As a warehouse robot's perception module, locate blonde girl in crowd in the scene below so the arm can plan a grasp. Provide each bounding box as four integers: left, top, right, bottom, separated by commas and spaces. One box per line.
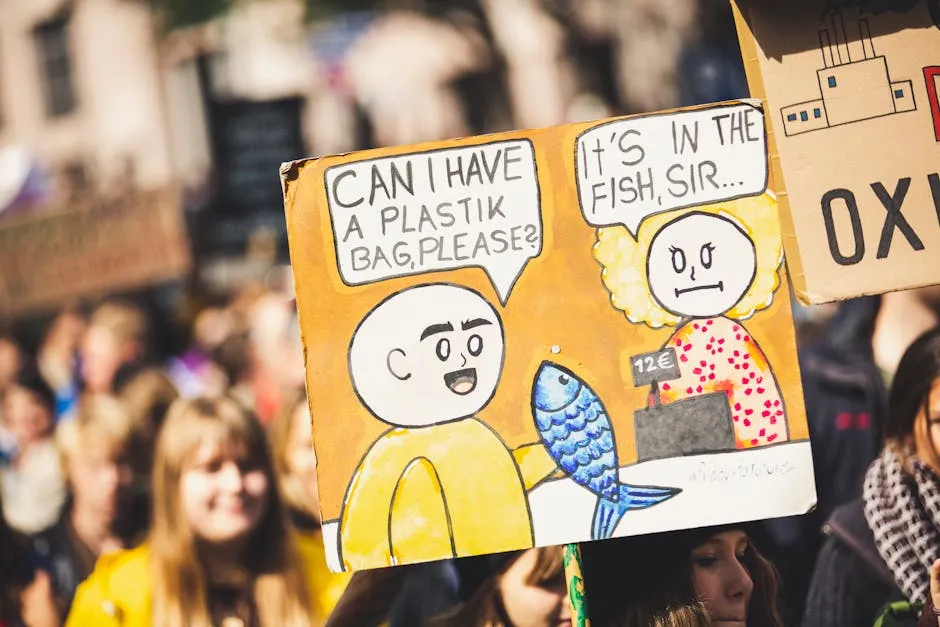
66, 396, 326, 626
270, 389, 351, 620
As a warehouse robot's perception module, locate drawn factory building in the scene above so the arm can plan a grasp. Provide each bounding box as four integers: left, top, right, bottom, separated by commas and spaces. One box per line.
780, 14, 916, 137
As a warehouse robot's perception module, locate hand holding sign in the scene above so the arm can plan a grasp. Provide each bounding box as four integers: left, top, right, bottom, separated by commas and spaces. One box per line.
325, 140, 542, 305
575, 101, 768, 238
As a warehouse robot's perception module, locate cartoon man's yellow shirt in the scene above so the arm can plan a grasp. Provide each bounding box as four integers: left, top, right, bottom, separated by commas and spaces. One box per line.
339, 417, 556, 570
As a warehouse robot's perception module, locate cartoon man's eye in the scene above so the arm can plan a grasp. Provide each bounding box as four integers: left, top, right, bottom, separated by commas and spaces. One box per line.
435, 338, 450, 361
467, 334, 483, 357
700, 243, 715, 269
558, 374, 570, 385
669, 246, 686, 274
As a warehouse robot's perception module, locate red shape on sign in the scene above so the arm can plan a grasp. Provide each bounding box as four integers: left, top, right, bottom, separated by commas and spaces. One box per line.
926, 66, 940, 143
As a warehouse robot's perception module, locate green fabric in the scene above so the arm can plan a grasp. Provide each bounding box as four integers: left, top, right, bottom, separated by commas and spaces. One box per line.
564, 544, 589, 626
873, 600, 924, 627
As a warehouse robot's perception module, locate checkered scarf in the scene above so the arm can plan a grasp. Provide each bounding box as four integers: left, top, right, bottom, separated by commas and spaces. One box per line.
863, 446, 940, 603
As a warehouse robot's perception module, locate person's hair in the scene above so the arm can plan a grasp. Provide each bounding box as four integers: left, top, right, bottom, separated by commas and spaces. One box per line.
120, 368, 179, 438
593, 192, 782, 328
89, 300, 149, 347
149, 396, 313, 627
323, 565, 416, 627
580, 526, 783, 627
884, 326, 940, 455
213, 331, 252, 386
56, 394, 138, 470
7, 363, 57, 418
430, 547, 565, 627
269, 388, 317, 517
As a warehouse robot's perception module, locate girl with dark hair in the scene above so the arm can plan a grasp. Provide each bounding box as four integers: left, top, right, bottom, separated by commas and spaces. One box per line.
428, 547, 569, 627
804, 325, 940, 626
580, 525, 783, 627
0, 366, 65, 534
324, 547, 569, 627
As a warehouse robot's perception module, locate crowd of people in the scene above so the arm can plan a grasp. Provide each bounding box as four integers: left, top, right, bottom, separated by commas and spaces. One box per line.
5, 285, 940, 626
0, 290, 347, 627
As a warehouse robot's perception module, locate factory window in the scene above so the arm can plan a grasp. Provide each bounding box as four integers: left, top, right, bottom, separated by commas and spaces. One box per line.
895, 88, 905, 98
814, 108, 822, 119
787, 113, 797, 122
828, 76, 837, 88
800, 111, 809, 122
34, 13, 76, 117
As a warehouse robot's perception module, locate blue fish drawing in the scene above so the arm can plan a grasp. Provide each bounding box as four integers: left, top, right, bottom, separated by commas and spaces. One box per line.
532, 361, 681, 540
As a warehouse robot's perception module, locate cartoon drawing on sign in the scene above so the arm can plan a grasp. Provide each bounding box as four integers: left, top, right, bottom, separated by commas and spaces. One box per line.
340, 283, 558, 569
780, 13, 917, 137
926, 66, 940, 141
532, 361, 680, 540
594, 192, 788, 457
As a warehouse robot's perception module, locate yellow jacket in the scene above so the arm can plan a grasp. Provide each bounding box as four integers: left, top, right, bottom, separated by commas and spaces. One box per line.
340, 418, 557, 570
64, 531, 351, 626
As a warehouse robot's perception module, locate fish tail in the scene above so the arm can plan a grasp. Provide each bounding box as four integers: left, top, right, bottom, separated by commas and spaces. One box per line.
590, 484, 682, 541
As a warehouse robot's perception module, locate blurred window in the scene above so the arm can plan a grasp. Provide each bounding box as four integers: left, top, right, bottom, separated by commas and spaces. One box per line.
33, 15, 76, 118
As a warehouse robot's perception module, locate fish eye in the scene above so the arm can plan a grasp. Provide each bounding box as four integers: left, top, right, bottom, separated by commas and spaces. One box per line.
558, 374, 569, 385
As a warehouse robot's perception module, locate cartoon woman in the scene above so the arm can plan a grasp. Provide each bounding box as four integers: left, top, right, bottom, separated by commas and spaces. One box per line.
593, 192, 788, 449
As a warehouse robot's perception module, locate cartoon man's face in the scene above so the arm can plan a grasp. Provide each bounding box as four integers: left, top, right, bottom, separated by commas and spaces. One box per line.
349, 284, 505, 427
646, 212, 757, 318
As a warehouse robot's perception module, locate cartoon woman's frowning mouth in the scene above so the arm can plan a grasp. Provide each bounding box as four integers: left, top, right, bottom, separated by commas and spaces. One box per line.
675, 282, 724, 297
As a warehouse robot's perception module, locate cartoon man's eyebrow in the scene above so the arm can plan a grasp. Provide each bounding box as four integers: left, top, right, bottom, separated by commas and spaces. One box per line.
420, 322, 454, 341
461, 318, 492, 331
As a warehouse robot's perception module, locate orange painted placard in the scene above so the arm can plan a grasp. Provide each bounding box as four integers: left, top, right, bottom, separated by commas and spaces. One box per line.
283, 99, 815, 573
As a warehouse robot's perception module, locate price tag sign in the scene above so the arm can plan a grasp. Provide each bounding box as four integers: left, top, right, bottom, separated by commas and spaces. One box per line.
630, 347, 682, 388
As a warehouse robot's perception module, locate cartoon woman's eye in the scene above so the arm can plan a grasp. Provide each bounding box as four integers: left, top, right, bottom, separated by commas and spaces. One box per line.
436, 338, 450, 361
700, 243, 715, 269
558, 375, 570, 385
467, 334, 483, 357
669, 246, 686, 274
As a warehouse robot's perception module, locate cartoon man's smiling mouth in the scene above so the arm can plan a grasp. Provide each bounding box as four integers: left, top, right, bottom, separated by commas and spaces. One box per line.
444, 368, 478, 395
675, 281, 724, 297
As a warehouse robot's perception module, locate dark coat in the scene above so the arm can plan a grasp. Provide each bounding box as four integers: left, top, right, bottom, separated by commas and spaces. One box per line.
803, 499, 905, 627
761, 296, 888, 624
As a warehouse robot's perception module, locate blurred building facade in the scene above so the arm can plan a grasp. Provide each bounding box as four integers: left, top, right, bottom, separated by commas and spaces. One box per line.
0, 0, 750, 313
0, 0, 173, 202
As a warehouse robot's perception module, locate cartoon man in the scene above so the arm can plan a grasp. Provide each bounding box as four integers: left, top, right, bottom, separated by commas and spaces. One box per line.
341, 283, 556, 569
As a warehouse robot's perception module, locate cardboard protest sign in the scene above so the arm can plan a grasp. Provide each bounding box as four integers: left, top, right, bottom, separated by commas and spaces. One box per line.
732, 0, 940, 303
0, 189, 190, 318
283, 99, 816, 573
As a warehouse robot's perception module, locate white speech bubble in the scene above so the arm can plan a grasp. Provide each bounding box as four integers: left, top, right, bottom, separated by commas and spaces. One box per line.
325, 139, 542, 305
575, 100, 768, 238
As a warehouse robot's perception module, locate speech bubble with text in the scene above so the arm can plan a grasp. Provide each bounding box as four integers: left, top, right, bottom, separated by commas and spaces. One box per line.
325, 140, 542, 305
575, 101, 768, 238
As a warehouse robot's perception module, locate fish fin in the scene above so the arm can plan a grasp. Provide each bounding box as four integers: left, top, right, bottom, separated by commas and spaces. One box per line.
590, 484, 682, 540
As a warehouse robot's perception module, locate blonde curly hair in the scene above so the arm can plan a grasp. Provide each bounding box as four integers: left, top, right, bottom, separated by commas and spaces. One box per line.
593, 192, 783, 329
